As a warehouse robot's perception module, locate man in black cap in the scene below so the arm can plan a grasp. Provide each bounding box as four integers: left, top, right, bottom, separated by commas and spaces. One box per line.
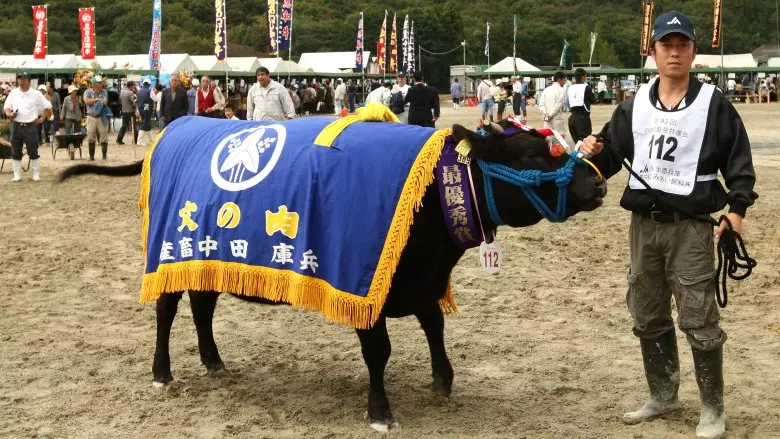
2, 72, 52, 181
580, 11, 756, 439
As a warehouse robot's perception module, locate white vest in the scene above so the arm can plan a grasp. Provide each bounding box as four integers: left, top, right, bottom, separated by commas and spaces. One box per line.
629, 80, 716, 196
566, 83, 589, 111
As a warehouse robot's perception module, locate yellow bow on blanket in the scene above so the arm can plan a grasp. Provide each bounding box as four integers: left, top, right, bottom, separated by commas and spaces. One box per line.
314, 102, 400, 147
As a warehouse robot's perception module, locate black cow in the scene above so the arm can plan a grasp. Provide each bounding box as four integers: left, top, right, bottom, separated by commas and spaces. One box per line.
60, 121, 606, 431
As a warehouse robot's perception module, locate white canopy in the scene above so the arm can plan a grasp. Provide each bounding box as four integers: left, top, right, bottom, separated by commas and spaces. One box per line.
258, 58, 306, 74
299, 51, 371, 73
768, 57, 780, 68
644, 53, 757, 69
0, 54, 84, 70
82, 53, 197, 72
226, 57, 261, 73
190, 55, 228, 72
484, 56, 541, 74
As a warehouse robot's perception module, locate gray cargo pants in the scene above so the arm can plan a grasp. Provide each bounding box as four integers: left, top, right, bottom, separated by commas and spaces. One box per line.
627, 212, 726, 351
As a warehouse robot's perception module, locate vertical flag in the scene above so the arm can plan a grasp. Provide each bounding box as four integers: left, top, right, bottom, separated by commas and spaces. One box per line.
377, 11, 387, 74
389, 14, 397, 74
32, 5, 47, 60
512, 15, 518, 76
149, 0, 162, 71
402, 15, 410, 73
640, 0, 654, 56
484, 22, 490, 57
355, 12, 364, 72
79, 8, 95, 60
588, 32, 598, 65
279, 0, 293, 51
267, 0, 278, 55
409, 21, 415, 73
559, 39, 570, 69
214, 0, 227, 60
712, 0, 723, 47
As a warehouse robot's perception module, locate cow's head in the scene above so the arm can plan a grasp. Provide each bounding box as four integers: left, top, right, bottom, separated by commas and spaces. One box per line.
452, 121, 606, 228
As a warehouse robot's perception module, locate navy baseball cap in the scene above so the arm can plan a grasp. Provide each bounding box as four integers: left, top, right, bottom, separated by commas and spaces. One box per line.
16, 72, 30, 79
652, 11, 696, 42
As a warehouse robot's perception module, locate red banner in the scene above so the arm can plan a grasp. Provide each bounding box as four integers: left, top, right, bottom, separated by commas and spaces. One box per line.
389, 14, 397, 74
640, 0, 654, 56
712, 0, 723, 48
32, 5, 47, 59
377, 12, 387, 73
80, 8, 96, 60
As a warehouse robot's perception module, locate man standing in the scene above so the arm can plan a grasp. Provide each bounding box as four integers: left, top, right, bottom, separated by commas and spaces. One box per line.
246, 67, 295, 121
136, 79, 155, 146
47, 82, 61, 139
346, 79, 357, 113
83, 75, 110, 160
60, 84, 83, 135
3, 72, 51, 181
566, 68, 596, 143
539, 71, 567, 133
195, 76, 225, 118
187, 78, 199, 116
476, 75, 494, 122
511, 76, 527, 119
160, 73, 189, 125
334, 79, 346, 115
404, 72, 440, 128
391, 73, 411, 122
365, 81, 393, 107
116, 81, 136, 145
450, 78, 461, 109
580, 11, 756, 439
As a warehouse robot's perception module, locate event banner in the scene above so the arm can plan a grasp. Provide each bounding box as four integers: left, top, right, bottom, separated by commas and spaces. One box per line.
640, 0, 654, 56
408, 21, 415, 73
355, 12, 364, 72
149, 0, 162, 71
79, 8, 95, 60
32, 5, 47, 60
214, 0, 226, 60
402, 15, 409, 73
279, 0, 292, 51
377, 11, 387, 74
484, 22, 490, 57
712, 0, 723, 48
267, 0, 278, 56
389, 14, 397, 74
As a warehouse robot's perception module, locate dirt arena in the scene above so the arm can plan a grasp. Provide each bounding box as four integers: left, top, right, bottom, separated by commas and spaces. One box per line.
1, 101, 778, 439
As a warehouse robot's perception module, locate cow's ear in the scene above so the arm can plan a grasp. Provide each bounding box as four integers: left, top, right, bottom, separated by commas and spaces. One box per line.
451, 124, 506, 161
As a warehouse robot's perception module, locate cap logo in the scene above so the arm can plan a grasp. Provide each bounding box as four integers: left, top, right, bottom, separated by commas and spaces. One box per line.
667, 17, 682, 26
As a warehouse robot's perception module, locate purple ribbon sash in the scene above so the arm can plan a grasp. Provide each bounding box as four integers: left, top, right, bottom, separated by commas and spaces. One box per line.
436, 137, 482, 250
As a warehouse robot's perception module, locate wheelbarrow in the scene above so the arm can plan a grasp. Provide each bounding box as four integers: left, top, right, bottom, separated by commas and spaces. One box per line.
53, 133, 85, 160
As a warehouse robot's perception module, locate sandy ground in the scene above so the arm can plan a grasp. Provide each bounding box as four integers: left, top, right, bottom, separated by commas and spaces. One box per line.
1, 102, 778, 439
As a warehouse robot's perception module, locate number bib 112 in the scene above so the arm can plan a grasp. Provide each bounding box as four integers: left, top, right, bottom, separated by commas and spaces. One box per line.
479, 240, 502, 274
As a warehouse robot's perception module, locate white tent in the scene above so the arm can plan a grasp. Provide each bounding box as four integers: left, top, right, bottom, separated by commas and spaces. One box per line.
299, 51, 371, 73
0, 54, 85, 70
258, 57, 306, 74
484, 56, 541, 74
84, 53, 197, 72
226, 57, 261, 74
766, 57, 780, 68
643, 53, 757, 69
190, 55, 227, 72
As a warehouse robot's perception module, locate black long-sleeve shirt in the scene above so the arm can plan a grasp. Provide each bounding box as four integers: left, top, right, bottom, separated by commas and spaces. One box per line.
405, 83, 440, 126
591, 76, 757, 217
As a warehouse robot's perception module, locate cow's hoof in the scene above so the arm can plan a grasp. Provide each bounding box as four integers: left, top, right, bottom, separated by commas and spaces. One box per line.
431, 373, 453, 399
205, 361, 227, 376
365, 411, 398, 432
152, 381, 167, 389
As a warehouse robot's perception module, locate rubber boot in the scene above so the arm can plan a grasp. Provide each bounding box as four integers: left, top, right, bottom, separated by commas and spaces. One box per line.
623, 330, 681, 424
88, 142, 96, 161
693, 346, 726, 439
101, 143, 108, 160
31, 159, 41, 181
11, 160, 22, 182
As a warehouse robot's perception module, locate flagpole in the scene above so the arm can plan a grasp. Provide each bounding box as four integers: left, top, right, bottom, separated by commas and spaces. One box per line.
44, 4, 49, 85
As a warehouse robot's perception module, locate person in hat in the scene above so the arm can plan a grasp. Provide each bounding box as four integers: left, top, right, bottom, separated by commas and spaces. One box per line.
83, 75, 110, 160
136, 79, 155, 146
60, 84, 83, 135
365, 80, 393, 107
37, 84, 53, 145
334, 78, 346, 115
580, 11, 757, 439
3, 72, 52, 181
187, 78, 199, 116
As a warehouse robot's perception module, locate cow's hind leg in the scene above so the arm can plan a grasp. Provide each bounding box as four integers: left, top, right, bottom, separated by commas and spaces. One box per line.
189, 290, 226, 375
152, 292, 184, 387
356, 315, 397, 432
416, 305, 454, 399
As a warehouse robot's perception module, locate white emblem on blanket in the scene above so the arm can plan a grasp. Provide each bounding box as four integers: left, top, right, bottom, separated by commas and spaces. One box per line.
210, 124, 287, 191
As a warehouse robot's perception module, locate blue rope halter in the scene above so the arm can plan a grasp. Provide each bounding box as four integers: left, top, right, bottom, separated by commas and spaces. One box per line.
477, 153, 585, 224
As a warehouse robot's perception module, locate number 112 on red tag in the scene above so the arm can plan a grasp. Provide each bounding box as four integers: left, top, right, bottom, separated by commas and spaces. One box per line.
479, 240, 502, 274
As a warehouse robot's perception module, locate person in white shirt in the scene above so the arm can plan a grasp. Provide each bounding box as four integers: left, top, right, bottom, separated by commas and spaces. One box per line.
511, 76, 527, 119
391, 73, 411, 123
726, 78, 736, 97
223, 104, 240, 120
538, 71, 567, 133
3, 72, 52, 182
246, 67, 296, 121
365, 81, 393, 107
597, 79, 608, 102
476, 75, 494, 122
334, 79, 347, 115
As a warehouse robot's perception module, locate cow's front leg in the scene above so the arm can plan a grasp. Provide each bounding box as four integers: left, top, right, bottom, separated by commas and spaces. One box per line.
152, 292, 184, 387
356, 315, 397, 432
188, 290, 225, 375
416, 305, 453, 399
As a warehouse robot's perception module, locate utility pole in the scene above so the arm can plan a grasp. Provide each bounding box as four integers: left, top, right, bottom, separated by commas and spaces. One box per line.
461, 40, 466, 98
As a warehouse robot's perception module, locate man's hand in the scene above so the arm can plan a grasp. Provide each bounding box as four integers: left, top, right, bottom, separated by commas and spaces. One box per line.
205, 107, 212, 113
579, 135, 604, 157
716, 212, 743, 239
33, 117, 43, 126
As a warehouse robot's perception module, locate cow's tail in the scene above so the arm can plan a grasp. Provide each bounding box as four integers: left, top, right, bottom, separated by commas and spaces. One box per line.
58, 160, 144, 182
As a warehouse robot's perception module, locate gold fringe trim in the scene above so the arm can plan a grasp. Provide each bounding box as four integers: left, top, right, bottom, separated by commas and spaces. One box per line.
139, 129, 166, 268
314, 102, 400, 147
139, 127, 456, 329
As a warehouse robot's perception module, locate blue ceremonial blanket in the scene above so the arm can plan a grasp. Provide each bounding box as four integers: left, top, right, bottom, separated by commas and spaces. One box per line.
140, 115, 455, 328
